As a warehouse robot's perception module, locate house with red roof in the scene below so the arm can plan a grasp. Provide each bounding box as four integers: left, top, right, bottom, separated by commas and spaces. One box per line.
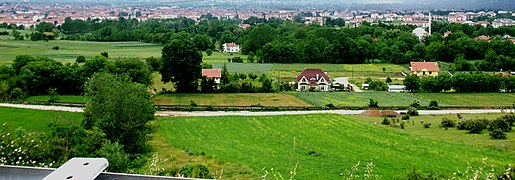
410, 62, 439, 77
202, 69, 221, 84
296, 69, 331, 91
222, 43, 240, 53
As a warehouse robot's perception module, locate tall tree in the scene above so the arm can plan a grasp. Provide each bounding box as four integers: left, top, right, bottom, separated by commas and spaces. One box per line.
83, 73, 155, 154
160, 39, 203, 92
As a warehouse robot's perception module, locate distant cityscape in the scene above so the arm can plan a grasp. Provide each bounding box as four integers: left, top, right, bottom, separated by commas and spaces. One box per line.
1, 2, 515, 29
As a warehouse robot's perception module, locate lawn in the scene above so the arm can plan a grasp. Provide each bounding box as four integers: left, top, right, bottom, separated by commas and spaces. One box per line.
211, 62, 273, 74
157, 114, 515, 179
293, 92, 515, 107
152, 93, 312, 107
0, 107, 82, 131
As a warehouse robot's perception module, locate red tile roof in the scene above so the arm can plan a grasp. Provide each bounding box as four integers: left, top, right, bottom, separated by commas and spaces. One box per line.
410, 62, 439, 72
296, 69, 330, 83
226, 43, 239, 47
202, 69, 221, 78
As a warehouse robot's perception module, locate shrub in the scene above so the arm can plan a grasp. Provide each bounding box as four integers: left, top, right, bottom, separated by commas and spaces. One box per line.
52, 46, 59, 50
407, 107, 419, 116
402, 114, 410, 120
231, 56, 243, 63
326, 103, 335, 108
368, 99, 378, 108
465, 119, 488, 134
500, 114, 515, 126
457, 120, 467, 130
489, 129, 507, 139
410, 100, 421, 108
47, 88, 58, 102
381, 117, 390, 125
307, 150, 321, 156
100, 51, 109, 57
489, 118, 512, 132
190, 100, 198, 107
400, 121, 405, 129
9, 87, 26, 100
441, 118, 456, 128
429, 100, 438, 107
179, 164, 212, 178
206, 49, 213, 56
422, 122, 431, 128
76, 56, 86, 63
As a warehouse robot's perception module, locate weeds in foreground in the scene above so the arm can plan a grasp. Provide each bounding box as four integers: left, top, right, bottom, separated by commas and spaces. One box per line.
343, 161, 379, 180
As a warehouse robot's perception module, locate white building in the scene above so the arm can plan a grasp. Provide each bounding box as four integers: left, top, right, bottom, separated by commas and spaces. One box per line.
223, 43, 240, 53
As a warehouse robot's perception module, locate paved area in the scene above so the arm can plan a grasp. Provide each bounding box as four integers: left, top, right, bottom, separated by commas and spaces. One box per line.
334, 77, 363, 92
1, 103, 505, 117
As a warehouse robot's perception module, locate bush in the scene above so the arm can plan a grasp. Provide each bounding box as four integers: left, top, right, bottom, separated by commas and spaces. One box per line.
100, 51, 109, 58
9, 87, 26, 100
465, 119, 488, 134
76, 56, 86, 63
190, 100, 198, 107
489, 118, 512, 132
410, 100, 421, 108
489, 129, 507, 139
52, 46, 59, 50
500, 114, 515, 126
457, 120, 467, 130
206, 49, 213, 56
326, 103, 335, 108
429, 100, 438, 107
179, 164, 212, 178
381, 117, 390, 125
422, 121, 431, 128
368, 99, 378, 108
402, 114, 410, 120
407, 107, 419, 116
441, 118, 456, 128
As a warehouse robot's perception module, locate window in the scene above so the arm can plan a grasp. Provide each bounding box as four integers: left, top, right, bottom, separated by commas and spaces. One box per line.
429, 71, 432, 74
321, 86, 325, 91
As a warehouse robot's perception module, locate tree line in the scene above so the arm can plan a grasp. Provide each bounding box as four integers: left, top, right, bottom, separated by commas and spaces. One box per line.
403, 73, 515, 93
0, 55, 152, 100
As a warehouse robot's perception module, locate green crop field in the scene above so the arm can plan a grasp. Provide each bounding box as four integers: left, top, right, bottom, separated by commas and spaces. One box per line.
202, 52, 248, 62
293, 92, 515, 107
152, 93, 312, 106
211, 62, 273, 73
0, 40, 163, 64
157, 114, 515, 179
0, 107, 82, 131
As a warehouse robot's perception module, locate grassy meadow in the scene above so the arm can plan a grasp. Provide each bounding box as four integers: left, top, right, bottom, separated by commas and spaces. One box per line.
0, 107, 82, 131
293, 92, 515, 107
152, 93, 312, 107
157, 114, 515, 179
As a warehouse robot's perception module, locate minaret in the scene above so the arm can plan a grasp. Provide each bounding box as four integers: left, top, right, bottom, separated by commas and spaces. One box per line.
428, 13, 432, 36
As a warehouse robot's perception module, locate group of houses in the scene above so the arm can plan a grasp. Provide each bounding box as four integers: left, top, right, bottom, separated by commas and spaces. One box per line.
201, 62, 440, 92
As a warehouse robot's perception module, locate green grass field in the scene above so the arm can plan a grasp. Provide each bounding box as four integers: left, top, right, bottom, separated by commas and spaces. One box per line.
0, 40, 163, 64
26, 95, 86, 103
157, 114, 515, 179
0, 107, 82, 131
152, 93, 312, 106
293, 92, 515, 107
202, 52, 248, 62
211, 62, 273, 73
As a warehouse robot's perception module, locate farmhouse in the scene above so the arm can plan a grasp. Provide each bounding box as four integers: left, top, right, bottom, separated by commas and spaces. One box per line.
202, 69, 221, 84
296, 69, 331, 91
410, 62, 439, 77
222, 43, 240, 53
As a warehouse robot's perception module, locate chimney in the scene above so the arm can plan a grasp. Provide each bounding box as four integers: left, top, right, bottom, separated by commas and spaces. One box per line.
316, 74, 319, 80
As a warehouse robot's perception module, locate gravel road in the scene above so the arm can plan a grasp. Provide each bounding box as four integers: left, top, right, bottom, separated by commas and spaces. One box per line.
1, 103, 505, 117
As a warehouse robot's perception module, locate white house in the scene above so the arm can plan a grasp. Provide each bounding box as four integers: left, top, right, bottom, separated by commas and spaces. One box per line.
222, 43, 240, 53
202, 69, 221, 84
296, 69, 331, 91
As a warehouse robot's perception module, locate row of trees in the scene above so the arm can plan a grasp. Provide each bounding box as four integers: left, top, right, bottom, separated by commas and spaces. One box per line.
0, 55, 152, 99
403, 73, 515, 92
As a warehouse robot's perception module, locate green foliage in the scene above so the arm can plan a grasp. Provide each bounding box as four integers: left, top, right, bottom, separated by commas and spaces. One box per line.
464, 119, 488, 134
231, 56, 244, 63
368, 99, 378, 108
247, 52, 255, 63
441, 118, 456, 128
161, 38, 202, 92
95, 141, 130, 172
500, 114, 515, 127
402, 114, 410, 120
145, 56, 162, 72
410, 100, 421, 108
206, 49, 213, 56
488, 118, 512, 132
83, 73, 155, 154
326, 103, 335, 108
422, 121, 432, 128
100, 51, 109, 58
76, 56, 86, 63
381, 117, 391, 125
107, 58, 153, 86
47, 88, 58, 102
407, 107, 419, 116
179, 164, 212, 178
403, 74, 420, 92
489, 129, 507, 139
385, 77, 392, 84
10, 87, 26, 100
0, 81, 9, 100
52, 46, 59, 50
